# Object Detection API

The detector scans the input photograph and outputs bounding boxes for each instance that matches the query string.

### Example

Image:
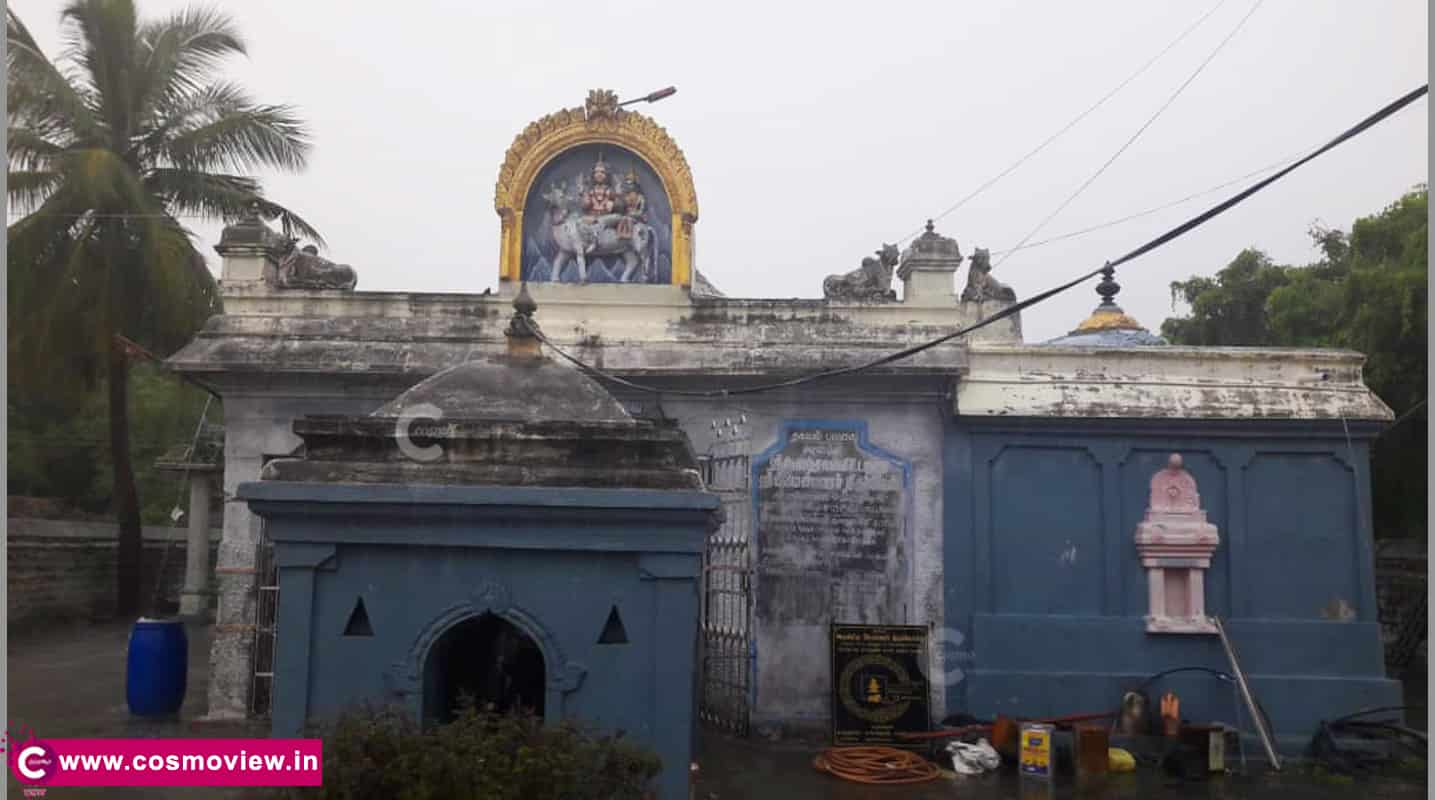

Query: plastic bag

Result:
[947,738,1002,775]
[1108,747,1136,773]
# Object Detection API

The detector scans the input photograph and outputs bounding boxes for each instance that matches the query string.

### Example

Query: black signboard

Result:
[830,623,931,748]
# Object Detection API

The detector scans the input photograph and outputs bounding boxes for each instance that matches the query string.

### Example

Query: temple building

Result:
[169,89,1398,779]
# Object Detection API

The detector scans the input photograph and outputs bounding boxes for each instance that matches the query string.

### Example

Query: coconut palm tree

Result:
[8,0,322,616]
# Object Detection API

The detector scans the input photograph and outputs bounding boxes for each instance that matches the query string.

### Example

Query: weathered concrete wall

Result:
[8,518,221,629]
[621,377,949,733]
[205,383,410,720]
[958,343,1394,420]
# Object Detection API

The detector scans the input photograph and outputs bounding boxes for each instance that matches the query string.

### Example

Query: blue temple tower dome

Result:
[1044,263,1167,347]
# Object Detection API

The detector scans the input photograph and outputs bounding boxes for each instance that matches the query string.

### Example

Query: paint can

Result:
[1074,723,1109,779]
[1019,722,1054,780]
[991,715,1020,759]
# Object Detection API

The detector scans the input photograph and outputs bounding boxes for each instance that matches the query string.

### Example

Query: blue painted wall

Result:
[943,418,1398,752]
[240,484,716,800]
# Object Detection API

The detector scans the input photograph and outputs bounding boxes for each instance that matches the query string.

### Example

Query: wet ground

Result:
[8,621,1427,799]
[693,728,1427,799]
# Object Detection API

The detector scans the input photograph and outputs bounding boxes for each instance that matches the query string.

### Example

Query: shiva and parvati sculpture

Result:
[495,89,699,287]
[538,155,657,283]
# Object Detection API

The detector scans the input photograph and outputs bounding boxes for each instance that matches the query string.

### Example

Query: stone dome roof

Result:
[371,354,632,424]
[1045,327,1168,347]
[371,281,632,424]
[260,288,703,490]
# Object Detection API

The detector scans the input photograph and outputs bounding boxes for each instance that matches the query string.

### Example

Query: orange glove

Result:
[1160,692,1181,738]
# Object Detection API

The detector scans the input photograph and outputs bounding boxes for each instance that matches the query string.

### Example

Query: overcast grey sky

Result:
[12,0,1428,341]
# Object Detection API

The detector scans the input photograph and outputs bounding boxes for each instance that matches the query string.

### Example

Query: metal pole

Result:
[1214,617,1281,770]
[179,473,213,618]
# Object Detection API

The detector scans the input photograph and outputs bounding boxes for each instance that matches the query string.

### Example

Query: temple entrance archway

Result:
[422,612,546,725]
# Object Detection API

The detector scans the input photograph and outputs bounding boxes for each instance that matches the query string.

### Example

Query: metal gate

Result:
[698,418,753,735]
[249,528,279,719]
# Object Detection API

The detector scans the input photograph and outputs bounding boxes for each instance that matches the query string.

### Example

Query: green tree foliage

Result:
[8,363,220,524]
[7,0,319,614]
[1162,187,1428,538]
[1162,248,1295,346]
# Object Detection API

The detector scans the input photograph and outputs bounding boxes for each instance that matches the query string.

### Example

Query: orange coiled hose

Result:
[812,746,942,784]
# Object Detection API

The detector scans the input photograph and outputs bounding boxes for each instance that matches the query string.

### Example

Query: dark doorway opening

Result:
[423,613,546,725]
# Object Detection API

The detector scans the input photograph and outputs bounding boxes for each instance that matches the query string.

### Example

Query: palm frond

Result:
[144,167,259,219]
[8,170,64,215]
[8,126,68,172]
[255,197,325,248]
[61,0,139,144]
[136,6,245,119]
[165,102,311,173]
[137,80,248,164]
[129,214,219,353]
[7,9,101,143]
[9,203,104,389]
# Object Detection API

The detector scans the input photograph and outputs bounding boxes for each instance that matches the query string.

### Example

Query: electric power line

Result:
[988,150,1301,257]
[524,83,1428,400]
[1377,398,1428,440]
[992,0,1264,270]
[894,0,1232,246]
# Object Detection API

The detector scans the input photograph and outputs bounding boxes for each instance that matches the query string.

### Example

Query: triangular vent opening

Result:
[343,597,374,637]
[597,604,629,645]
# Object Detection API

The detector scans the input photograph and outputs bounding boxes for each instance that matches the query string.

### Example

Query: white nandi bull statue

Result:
[539,180,655,283]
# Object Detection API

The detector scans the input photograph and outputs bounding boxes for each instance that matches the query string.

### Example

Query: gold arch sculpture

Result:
[494,89,699,287]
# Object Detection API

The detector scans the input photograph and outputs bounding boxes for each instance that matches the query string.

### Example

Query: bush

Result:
[265,702,662,800]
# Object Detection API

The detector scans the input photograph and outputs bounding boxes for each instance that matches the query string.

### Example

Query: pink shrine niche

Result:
[1134,453,1220,634]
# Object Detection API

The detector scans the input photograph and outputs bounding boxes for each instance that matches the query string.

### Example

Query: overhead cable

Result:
[895,0,1232,245]
[993,0,1265,270]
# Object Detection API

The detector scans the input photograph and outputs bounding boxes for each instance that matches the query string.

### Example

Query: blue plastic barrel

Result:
[126,618,188,716]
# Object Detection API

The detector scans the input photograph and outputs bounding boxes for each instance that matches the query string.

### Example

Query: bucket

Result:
[126,618,188,717]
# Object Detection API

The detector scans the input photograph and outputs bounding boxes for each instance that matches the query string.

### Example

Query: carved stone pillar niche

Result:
[1135,453,1219,634]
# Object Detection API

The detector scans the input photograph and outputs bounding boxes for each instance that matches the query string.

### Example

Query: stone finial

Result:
[505,282,542,358]
[215,201,283,255]
[213,200,288,286]
[1069,262,1147,334]
[900,220,963,274]
[895,220,965,302]
[1135,452,1220,634]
